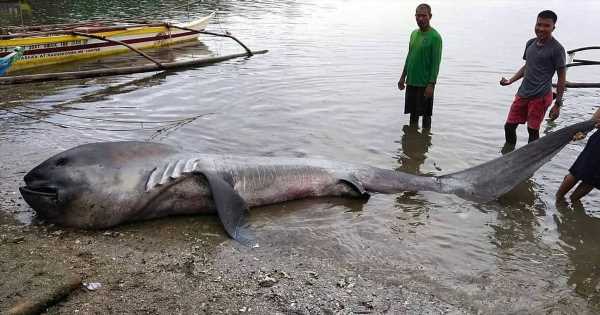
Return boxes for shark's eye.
[56,157,69,166]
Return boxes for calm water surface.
[1,0,600,312]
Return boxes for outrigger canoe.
[0,12,214,73]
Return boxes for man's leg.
[570,182,594,201]
[527,127,540,142]
[505,95,526,145]
[409,114,419,126]
[421,89,434,130]
[406,86,419,127]
[422,115,431,129]
[556,174,578,199]
[504,123,518,144]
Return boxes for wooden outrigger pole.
[567,46,600,55]
[71,31,165,68]
[561,82,600,88]
[567,60,600,67]
[166,24,253,56]
[0,50,267,85]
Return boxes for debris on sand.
[6,275,81,315]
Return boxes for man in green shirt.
[398,3,443,129]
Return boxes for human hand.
[397,79,406,90]
[573,132,586,141]
[424,84,434,98]
[500,77,511,86]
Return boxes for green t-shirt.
[405,27,443,87]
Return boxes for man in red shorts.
[500,10,566,147]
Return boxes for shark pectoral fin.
[338,176,370,199]
[195,171,257,247]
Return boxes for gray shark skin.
[19,120,595,245]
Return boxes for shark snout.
[20,168,63,219]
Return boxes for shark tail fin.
[438,120,596,202]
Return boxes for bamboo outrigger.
[562,46,600,88]
[0,49,267,85]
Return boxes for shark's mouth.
[19,186,58,198]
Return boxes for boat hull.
[0,13,213,72]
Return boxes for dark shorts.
[569,129,600,189]
[405,85,433,116]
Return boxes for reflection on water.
[396,124,432,175]
[1,40,214,139]
[555,202,600,307]
[393,124,433,227]
[490,180,541,250]
[2,72,208,140]
[0,1,31,27]
[0,0,213,26]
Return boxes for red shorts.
[505,91,553,130]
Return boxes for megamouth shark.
[19,120,595,245]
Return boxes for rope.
[211,11,226,56]
[214,10,227,34]
[1,107,210,132]
[17,104,213,124]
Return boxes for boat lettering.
[20,47,101,60]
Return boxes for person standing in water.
[500,10,566,148]
[398,3,443,129]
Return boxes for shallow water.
[2,0,600,312]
